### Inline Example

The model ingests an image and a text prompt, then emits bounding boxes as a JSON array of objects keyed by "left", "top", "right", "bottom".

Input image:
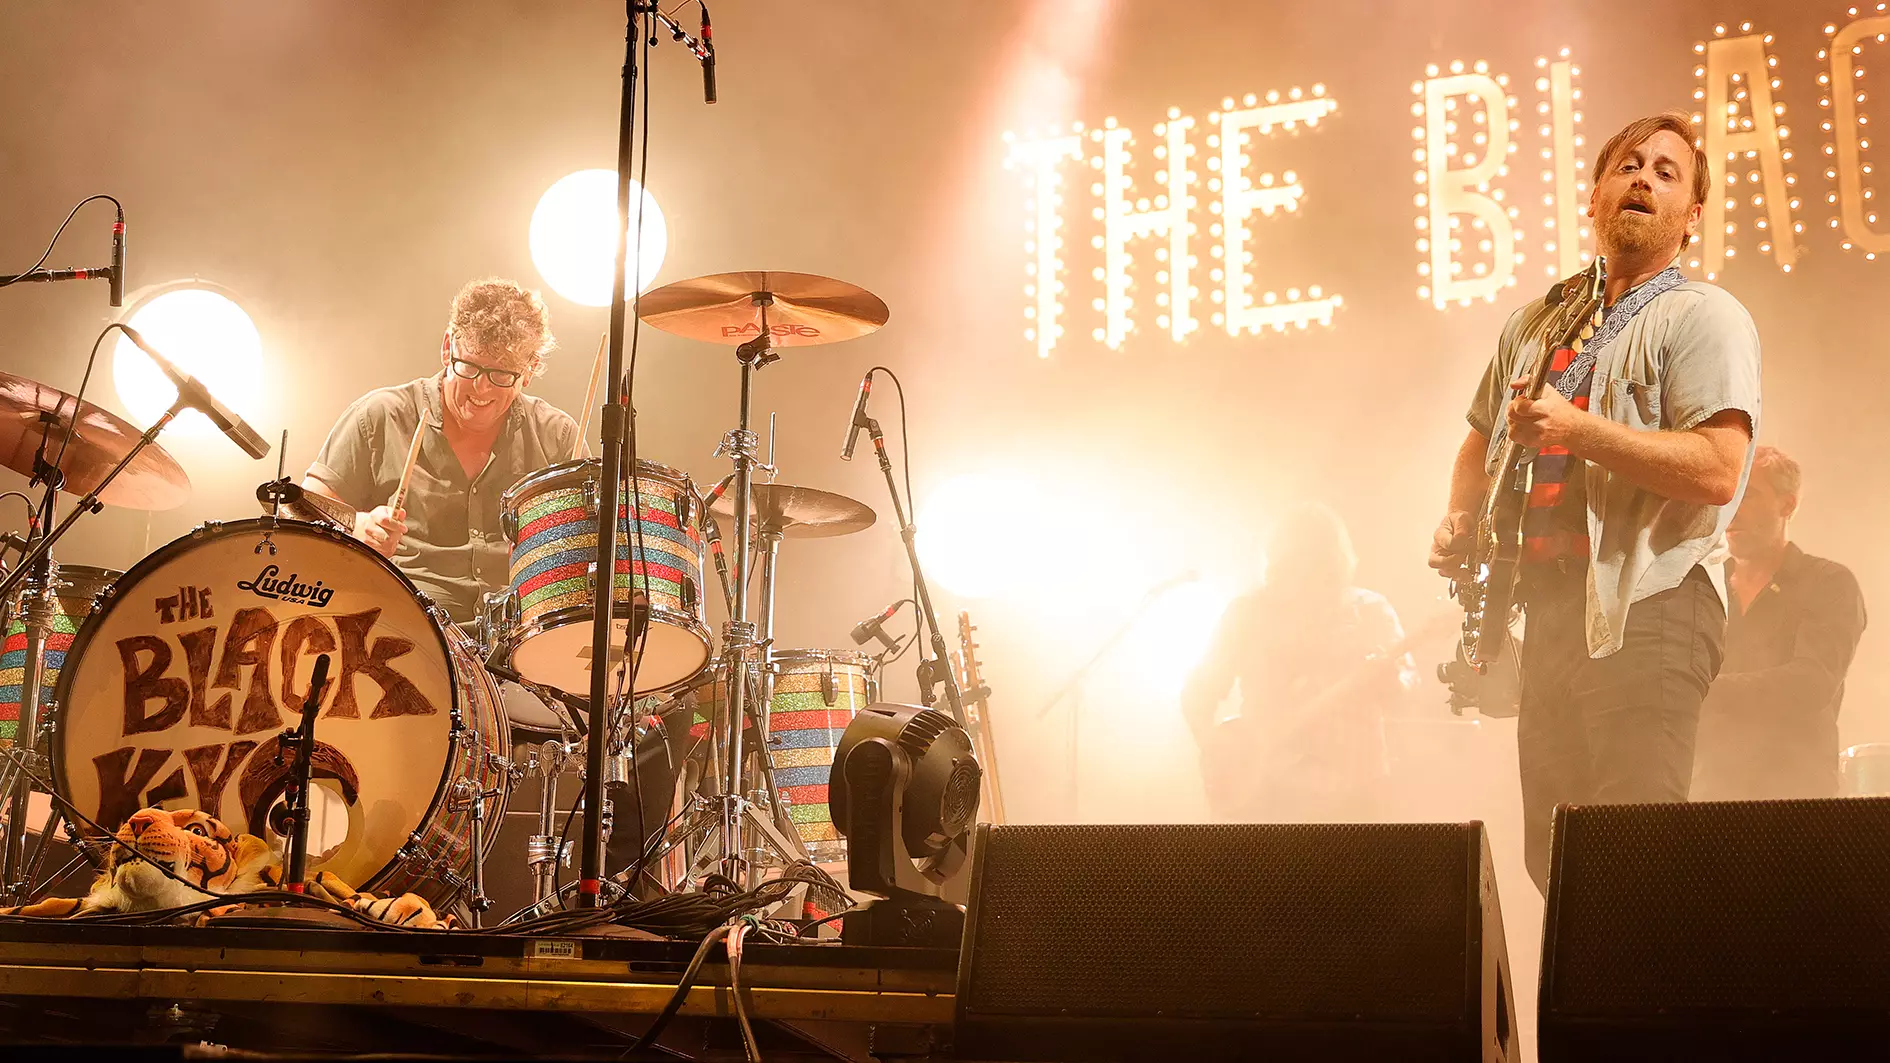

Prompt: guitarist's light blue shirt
[{"left": 1466, "top": 266, "right": 1761, "bottom": 659}]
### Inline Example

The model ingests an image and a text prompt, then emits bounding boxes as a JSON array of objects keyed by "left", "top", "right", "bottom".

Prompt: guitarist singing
[{"left": 1429, "top": 113, "right": 1761, "bottom": 893}]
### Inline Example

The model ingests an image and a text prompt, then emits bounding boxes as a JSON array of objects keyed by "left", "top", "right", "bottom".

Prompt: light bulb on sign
[
  {"left": 529, "top": 169, "right": 667, "bottom": 307},
  {"left": 112, "top": 285, "right": 263, "bottom": 436}
]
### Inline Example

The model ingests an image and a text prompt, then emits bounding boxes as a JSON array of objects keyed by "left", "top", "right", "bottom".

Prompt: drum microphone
[
  {"left": 850, "top": 600, "right": 902, "bottom": 650},
  {"left": 116, "top": 323, "right": 271, "bottom": 460},
  {"left": 839, "top": 370, "right": 873, "bottom": 461},
  {"left": 699, "top": 3, "right": 716, "bottom": 104},
  {"left": 109, "top": 207, "right": 125, "bottom": 308}
]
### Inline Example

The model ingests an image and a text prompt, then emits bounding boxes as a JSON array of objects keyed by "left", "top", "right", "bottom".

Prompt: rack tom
[{"left": 496, "top": 458, "right": 710, "bottom": 696}]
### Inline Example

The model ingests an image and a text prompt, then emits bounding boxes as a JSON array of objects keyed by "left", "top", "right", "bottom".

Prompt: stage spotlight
[
  {"left": 529, "top": 169, "right": 667, "bottom": 307},
  {"left": 915, "top": 472, "right": 1040, "bottom": 599},
  {"left": 830, "top": 703, "right": 981, "bottom": 947},
  {"left": 111, "top": 282, "right": 263, "bottom": 436}
]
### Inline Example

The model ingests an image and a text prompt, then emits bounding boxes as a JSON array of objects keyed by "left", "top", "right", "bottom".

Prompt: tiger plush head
[
  {"left": 32, "top": 807, "right": 280, "bottom": 917},
  {"left": 0, "top": 806, "right": 453, "bottom": 928}
]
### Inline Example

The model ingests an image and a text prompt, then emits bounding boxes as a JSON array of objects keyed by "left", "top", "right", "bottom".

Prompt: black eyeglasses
[{"left": 448, "top": 358, "right": 523, "bottom": 389}]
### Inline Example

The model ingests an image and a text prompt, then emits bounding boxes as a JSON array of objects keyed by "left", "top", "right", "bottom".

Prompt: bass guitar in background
[{"left": 954, "top": 611, "right": 1006, "bottom": 824}]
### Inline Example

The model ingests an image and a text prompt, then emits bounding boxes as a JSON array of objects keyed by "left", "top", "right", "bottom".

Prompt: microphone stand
[
  {"left": 862, "top": 418, "right": 967, "bottom": 728},
  {"left": 277, "top": 655, "right": 333, "bottom": 893},
  {"left": 1033, "top": 578, "right": 1191, "bottom": 821},
  {"left": 0, "top": 396, "right": 187, "bottom": 604},
  {"left": 578, "top": 0, "right": 714, "bottom": 908}
]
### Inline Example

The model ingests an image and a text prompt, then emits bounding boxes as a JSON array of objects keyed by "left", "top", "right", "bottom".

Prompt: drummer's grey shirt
[{"left": 309, "top": 373, "right": 579, "bottom": 624}]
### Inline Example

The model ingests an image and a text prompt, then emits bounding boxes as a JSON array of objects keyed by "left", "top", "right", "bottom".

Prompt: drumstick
[
  {"left": 388, "top": 417, "right": 427, "bottom": 513},
  {"left": 571, "top": 333, "right": 607, "bottom": 460}
]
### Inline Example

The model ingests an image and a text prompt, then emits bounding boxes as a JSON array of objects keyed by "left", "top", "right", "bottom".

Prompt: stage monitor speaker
[
  {"left": 954, "top": 822, "right": 1514, "bottom": 1062},
  {"left": 1540, "top": 797, "right": 1890, "bottom": 1061}
]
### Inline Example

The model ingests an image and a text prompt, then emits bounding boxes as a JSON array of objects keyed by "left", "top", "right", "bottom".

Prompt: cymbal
[
  {"left": 710, "top": 483, "right": 876, "bottom": 539},
  {"left": 0, "top": 371, "right": 189, "bottom": 510},
  {"left": 637, "top": 271, "right": 889, "bottom": 347},
  {"left": 257, "top": 483, "right": 358, "bottom": 531}
]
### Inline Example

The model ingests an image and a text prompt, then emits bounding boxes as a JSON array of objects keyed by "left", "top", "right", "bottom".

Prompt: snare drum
[
  {"left": 52, "top": 519, "right": 510, "bottom": 906},
  {"left": 496, "top": 458, "right": 710, "bottom": 696},
  {"left": 0, "top": 565, "right": 120, "bottom": 750}
]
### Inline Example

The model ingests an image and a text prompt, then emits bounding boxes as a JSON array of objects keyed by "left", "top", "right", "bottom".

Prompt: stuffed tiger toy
[{"left": 0, "top": 807, "right": 453, "bottom": 929}]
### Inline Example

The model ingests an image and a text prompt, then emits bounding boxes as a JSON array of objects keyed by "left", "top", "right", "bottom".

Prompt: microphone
[
  {"left": 117, "top": 324, "right": 271, "bottom": 460},
  {"left": 849, "top": 600, "right": 902, "bottom": 650},
  {"left": 699, "top": 3, "right": 717, "bottom": 104},
  {"left": 839, "top": 370, "right": 873, "bottom": 461},
  {"left": 299, "top": 654, "right": 331, "bottom": 732},
  {"left": 109, "top": 208, "right": 125, "bottom": 308}
]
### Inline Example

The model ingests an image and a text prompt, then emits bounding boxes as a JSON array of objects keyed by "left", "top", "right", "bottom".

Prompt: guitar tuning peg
[
  {"left": 1591, "top": 309, "right": 1603, "bottom": 326},
  {"left": 1578, "top": 324, "right": 1594, "bottom": 341},
  {"left": 1570, "top": 338, "right": 1585, "bottom": 354}
]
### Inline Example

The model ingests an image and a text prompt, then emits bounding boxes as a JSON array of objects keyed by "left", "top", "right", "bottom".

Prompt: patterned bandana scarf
[{"left": 1550, "top": 265, "right": 1687, "bottom": 401}]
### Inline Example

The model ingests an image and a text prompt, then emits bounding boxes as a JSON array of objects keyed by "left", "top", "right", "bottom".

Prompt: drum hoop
[
  {"left": 499, "top": 456, "right": 697, "bottom": 514},
  {"left": 770, "top": 648, "right": 875, "bottom": 671},
  {"left": 49, "top": 517, "right": 472, "bottom": 888},
  {"left": 503, "top": 603, "right": 713, "bottom": 694}
]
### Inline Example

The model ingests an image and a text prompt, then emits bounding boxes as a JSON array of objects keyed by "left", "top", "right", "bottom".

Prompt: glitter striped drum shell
[
  {"left": 764, "top": 649, "right": 877, "bottom": 861},
  {"left": 0, "top": 565, "right": 119, "bottom": 751},
  {"left": 497, "top": 458, "right": 710, "bottom": 696}
]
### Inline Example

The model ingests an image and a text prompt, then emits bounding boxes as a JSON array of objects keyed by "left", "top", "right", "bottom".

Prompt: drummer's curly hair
[{"left": 448, "top": 278, "right": 556, "bottom": 371}]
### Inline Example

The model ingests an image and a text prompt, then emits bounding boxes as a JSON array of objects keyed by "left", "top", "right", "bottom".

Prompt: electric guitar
[
  {"left": 1452, "top": 257, "right": 1608, "bottom": 669},
  {"left": 954, "top": 610, "right": 1007, "bottom": 824}
]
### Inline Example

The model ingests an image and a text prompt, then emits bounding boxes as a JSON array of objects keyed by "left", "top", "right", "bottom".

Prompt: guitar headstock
[{"left": 1545, "top": 255, "right": 1607, "bottom": 355}]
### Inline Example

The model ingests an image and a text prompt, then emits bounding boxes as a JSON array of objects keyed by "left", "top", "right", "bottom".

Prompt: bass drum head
[{"left": 54, "top": 519, "right": 464, "bottom": 891}]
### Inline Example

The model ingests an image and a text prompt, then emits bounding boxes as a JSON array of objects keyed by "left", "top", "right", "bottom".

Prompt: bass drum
[{"left": 52, "top": 518, "right": 509, "bottom": 906}]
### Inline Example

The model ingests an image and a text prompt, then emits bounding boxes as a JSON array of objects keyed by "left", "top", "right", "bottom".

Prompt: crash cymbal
[
  {"left": 0, "top": 371, "right": 189, "bottom": 510},
  {"left": 710, "top": 483, "right": 876, "bottom": 539},
  {"left": 638, "top": 271, "right": 889, "bottom": 347}
]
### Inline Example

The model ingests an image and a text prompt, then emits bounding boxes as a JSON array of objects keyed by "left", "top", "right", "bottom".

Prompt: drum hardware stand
[
  {"left": 524, "top": 738, "right": 582, "bottom": 905},
  {"left": 448, "top": 777, "right": 504, "bottom": 927},
  {"left": 856, "top": 414, "right": 968, "bottom": 728},
  {"left": 0, "top": 415, "right": 75, "bottom": 905}
]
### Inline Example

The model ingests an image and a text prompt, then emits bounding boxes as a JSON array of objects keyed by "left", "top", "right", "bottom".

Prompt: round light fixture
[
  {"left": 915, "top": 472, "right": 1042, "bottom": 600},
  {"left": 529, "top": 169, "right": 668, "bottom": 307},
  {"left": 112, "top": 283, "right": 264, "bottom": 436}
]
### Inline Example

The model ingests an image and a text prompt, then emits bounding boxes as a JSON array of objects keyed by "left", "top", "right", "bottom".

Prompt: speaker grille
[
  {"left": 962, "top": 822, "right": 1474, "bottom": 1022},
  {"left": 1546, "top": 797, "right": 1890, "bottom": 1013}
]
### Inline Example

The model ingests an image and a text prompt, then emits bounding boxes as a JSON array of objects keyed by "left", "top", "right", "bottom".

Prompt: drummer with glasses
[{"left": 303, "top": 277, "right": 579, "bottom": 624}]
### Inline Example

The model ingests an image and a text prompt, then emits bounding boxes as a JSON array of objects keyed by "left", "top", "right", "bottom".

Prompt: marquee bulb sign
[{"left": 1005, "top": 8, "right": 1886, "bottom": 359}]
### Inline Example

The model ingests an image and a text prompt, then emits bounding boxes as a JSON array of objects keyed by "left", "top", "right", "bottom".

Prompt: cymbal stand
[{"left": 0, "top": 411, "right": 75, "bottom": 904}]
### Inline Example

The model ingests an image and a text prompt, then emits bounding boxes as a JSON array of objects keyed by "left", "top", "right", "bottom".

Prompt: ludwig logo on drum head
[{"left": 237, "top": 564, "right": 335, "bottom": 609}]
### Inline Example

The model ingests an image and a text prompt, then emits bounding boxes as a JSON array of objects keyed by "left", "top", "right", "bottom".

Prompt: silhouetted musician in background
[
  {"left": 1182, "top": 503, "right": 1414, "bottom": 823},
  {"left": 1692, "top": 446, "right": 1867, "bottom": 799}
]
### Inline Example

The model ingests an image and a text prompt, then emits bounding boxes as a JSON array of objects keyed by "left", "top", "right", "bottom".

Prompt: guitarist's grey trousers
[{"left": 1516, "top": 563, "right": 1725, "bottom": 893}]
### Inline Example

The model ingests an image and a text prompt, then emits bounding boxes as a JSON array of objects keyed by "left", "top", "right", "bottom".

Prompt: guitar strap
[
  {"left": 1549, "top": 265, "right": 1687, "bottom": 401},
  {"left": 1486, "top": 265, "right": 1688, "bottom": 461}
]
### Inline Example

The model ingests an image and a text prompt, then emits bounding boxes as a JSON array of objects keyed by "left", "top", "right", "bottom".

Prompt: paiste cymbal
[
  {"left": 0, "top": 371, "right": 190, "bottom": 510},
  {"left": 711, "top": 483, "right": 876, "bottom": 539},
  {"left": 637, "top": 271, "right": 889, "bottom": 346}
]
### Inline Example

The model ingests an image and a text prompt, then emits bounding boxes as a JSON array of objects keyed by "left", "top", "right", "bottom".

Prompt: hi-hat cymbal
[
  {"left": 0, "top": 371, "right": 189, "bottom": 510},
  {"left": 711, "top": 483, "right": 876, "bottom": 539},
  {"left": 638, "top": 271, "right": 889, "bottom": 347},
  {"left": 257, "top": 481, "right": 358, "bottom": 531}
]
